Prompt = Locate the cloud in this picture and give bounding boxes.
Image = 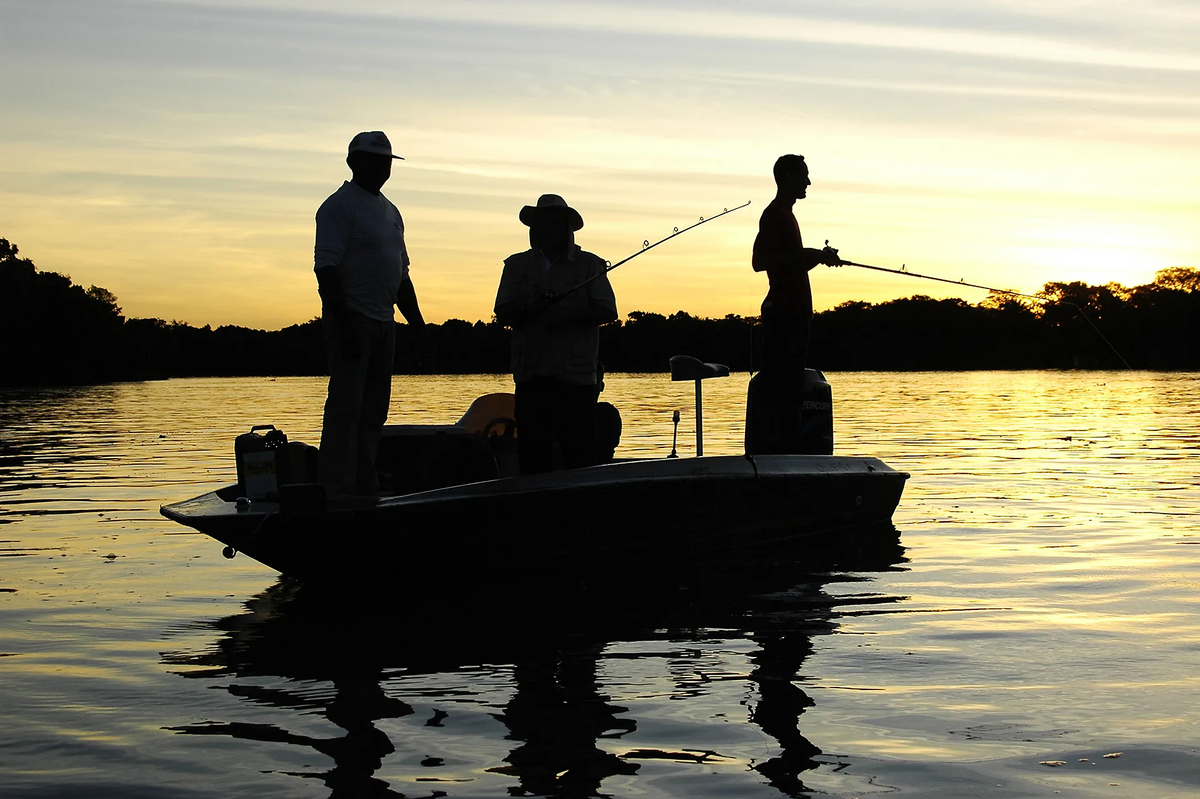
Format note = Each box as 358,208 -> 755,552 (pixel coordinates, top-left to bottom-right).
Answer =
1,0 -> 1197,325
140,0 -> 1200,71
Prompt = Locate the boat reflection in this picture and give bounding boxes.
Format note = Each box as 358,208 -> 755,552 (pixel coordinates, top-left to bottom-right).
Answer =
162,533 -> 905,797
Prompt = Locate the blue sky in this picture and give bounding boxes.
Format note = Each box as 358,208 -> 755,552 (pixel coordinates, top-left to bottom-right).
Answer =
2,0 -> 1197,327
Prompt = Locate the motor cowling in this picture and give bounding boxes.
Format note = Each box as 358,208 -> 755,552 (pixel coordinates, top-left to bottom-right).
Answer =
745,368 -> 834,455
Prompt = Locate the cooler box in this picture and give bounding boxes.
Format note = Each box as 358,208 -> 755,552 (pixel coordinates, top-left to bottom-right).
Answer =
234,425 -> 318,500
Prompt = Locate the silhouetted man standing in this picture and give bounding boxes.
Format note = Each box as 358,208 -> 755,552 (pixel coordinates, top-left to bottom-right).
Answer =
494,194 -> 618,474
314,131 -> 429,498
753,154 -> 841,375
746,154 -> 840,455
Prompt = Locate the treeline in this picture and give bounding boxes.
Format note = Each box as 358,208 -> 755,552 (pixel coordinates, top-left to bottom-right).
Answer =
2,236 -> 1198,386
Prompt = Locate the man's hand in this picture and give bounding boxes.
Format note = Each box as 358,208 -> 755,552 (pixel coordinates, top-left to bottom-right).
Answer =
325,305 -> 361,359
315,266 -> 361,358
496,291 -> 558,328
503,291 -> 561,327
524,291 -> 559,317
316,265 -> 347,308
820,240 -> 844,267
329,306 -> 360,359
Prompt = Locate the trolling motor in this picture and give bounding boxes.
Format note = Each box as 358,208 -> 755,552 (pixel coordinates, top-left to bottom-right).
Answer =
667,410 -> 680,458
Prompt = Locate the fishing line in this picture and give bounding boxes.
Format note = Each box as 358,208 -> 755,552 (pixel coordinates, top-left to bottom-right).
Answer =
833,254 -> 1133,369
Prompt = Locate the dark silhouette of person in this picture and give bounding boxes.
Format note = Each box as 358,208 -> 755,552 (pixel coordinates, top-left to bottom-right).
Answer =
753,154 -> 842,377
313,131 -> 433,499
158,553 -> 909,797
494,194 -> 618,474
595,361 -> 622,463
746,154 -> 842,455
748,631 -> 823,794
162,582 -> 415,797
489,643 -> 638,796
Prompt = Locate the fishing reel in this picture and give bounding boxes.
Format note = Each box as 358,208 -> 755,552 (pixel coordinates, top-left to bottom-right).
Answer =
822,240 -> 843,267
526,290 -> 561,315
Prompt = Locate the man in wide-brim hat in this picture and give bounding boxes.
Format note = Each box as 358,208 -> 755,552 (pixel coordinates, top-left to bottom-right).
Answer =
494,194 -> 618,474
517,193 -> 584,232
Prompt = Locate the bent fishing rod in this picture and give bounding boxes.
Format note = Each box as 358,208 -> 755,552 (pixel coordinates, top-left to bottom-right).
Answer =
829,247 -> 1133,369
564,200 -> 752,296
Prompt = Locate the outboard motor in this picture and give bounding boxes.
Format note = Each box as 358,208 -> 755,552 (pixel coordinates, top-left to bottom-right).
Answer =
745,368 -> 833,455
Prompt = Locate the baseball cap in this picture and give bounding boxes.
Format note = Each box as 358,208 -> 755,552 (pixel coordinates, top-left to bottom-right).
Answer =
347,131 -> 404,160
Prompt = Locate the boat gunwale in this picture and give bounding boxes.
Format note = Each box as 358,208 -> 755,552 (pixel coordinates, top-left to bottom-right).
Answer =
160,453 -> 909,523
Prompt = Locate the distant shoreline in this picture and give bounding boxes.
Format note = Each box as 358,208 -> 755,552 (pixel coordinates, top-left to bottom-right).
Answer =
3,236 -> 1199,386
6,364 -> 1194,394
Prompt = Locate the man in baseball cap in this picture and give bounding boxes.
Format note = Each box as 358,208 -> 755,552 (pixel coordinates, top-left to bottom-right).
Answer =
347,130 -> 404,160
313,131 -> 431,499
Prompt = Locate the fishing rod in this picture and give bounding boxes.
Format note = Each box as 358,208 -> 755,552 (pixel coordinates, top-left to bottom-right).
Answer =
830,247 -> 1133,369
565,200 -> 752,296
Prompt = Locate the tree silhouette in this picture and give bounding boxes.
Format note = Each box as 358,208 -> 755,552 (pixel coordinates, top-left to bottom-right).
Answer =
2,234 -> 1198,386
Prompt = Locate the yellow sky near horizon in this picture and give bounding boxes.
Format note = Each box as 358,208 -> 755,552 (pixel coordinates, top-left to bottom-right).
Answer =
2,0 -> 1197,329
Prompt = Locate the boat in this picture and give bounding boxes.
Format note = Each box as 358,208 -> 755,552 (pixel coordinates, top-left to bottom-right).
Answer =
161,357 -> 909,582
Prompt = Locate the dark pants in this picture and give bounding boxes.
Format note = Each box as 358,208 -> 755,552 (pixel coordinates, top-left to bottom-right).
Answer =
751,311 -> 810,455
761,311 -> 810,380
319,309 -> 395,495
515,377 -> 597,475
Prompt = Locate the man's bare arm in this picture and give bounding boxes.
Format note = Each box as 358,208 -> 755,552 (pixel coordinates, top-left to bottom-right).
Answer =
396,277 -> 426,327
752,245 -> 827,273
315,265 -> 348,312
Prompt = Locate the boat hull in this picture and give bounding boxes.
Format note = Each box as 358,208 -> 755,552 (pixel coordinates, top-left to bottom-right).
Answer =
161,454 -> 908,582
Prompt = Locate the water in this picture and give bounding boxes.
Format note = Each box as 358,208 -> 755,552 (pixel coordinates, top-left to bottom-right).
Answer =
2,371 -> 1199,798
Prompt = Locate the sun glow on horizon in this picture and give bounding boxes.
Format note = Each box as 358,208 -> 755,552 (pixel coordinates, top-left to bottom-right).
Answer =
1,0 -> 1197,329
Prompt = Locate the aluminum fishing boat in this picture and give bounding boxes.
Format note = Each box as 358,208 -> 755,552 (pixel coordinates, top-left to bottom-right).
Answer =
161,358 -> 908,582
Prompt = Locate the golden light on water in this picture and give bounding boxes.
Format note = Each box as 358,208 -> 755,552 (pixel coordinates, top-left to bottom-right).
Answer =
3,371 -> 1200,793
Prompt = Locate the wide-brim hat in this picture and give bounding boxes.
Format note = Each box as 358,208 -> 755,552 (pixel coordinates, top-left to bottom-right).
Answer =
519,194 -> 584,231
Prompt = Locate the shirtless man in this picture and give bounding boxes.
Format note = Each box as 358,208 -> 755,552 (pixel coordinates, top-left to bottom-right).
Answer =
752,154 -> 842,377
747,154 -> 841,455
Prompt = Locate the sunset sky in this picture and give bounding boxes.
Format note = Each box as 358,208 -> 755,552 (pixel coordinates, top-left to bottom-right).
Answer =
2,0 -> 1197,329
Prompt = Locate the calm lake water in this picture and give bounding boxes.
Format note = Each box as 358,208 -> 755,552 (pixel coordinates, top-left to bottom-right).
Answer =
2,371 -> 1198,798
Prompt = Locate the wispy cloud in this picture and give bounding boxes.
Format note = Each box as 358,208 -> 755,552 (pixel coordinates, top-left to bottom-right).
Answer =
1,0 -> 1197,325
145,0 -> 1200,71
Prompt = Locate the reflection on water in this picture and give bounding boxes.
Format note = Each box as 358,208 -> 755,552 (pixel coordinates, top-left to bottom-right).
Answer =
161,547 -> 904,797
3,372 -> 1200,797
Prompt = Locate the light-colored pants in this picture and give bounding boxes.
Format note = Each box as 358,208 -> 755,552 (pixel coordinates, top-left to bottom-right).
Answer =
318,309 -> 395,496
